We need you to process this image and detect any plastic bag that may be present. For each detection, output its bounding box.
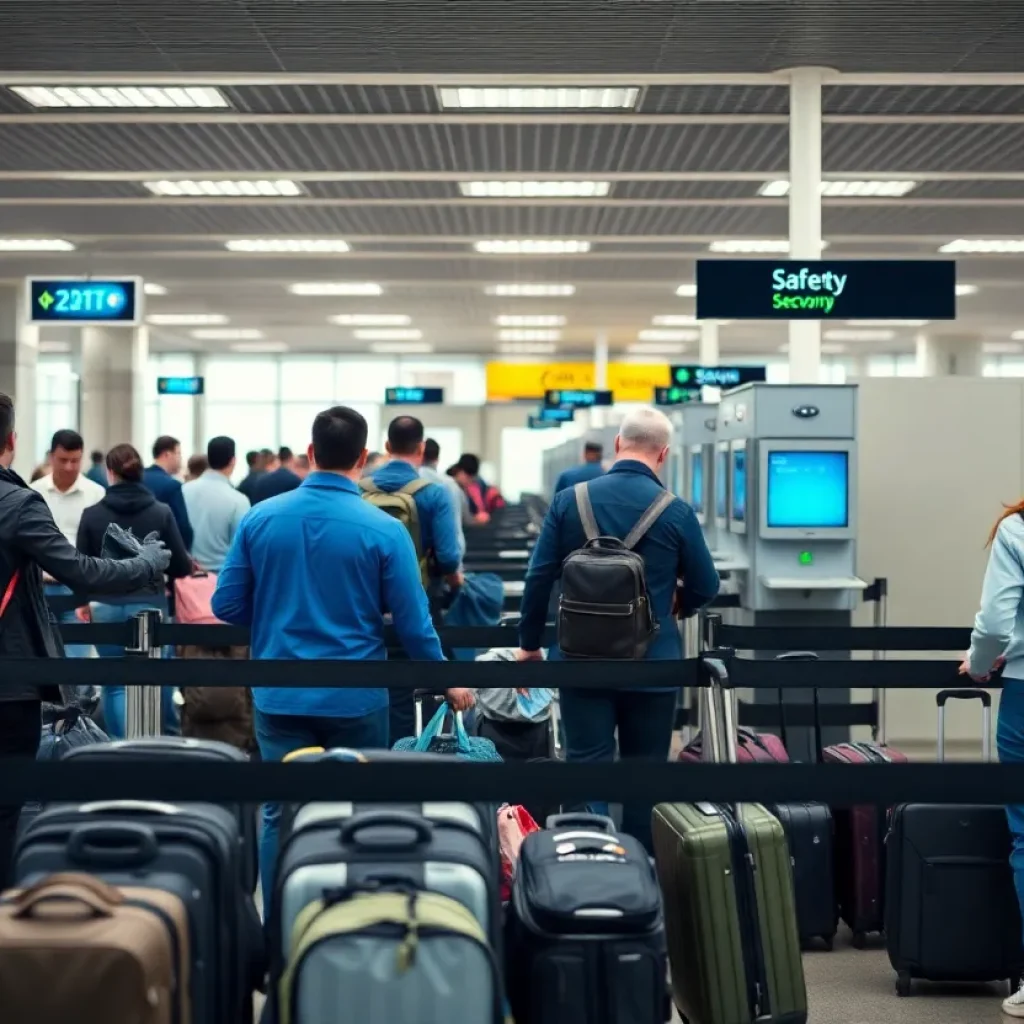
[498,803,541,901]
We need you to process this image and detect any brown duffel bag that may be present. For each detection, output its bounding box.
[178,644,256,754]
[0,872,192,1024]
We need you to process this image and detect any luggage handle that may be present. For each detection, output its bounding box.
[11,873,124,920]
[67,823,160,868]
[545,812,616,833]
[774,651,823,763]
[340,811,434,849]
[936,688,993,762]
[79,800,181,816]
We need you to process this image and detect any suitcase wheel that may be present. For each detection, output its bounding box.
[822,935,834,952]
[851,931,867,950]
[895,973,913,997]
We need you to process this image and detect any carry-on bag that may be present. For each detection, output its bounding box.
[394,700,503,762]
[0,872,192,1024]
[14,800,263,1024]
[505,811,670,1024]
[885,688,1024,996]
[278,888,504,1024]
[652,658,807,1024]
[679,725,789,764]
[61,735,258,894]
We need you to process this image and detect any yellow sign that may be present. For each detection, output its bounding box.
[486,362,671,403]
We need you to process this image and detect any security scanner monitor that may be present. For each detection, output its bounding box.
[759,441,854,540]
[689,444,706,524]
[714,441,729,531]
[729,439,747,535]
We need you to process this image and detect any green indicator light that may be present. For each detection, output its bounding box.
[798,551,814,566]
[38,291,54,310]
[675,368,691,385]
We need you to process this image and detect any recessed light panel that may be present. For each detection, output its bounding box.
[289,282,382,296]
[438,87,639,109]
[0,238,74,251]
[460,181,611,198]
[10,85,229,108]
[498,329,562,342]
[486,283,576,297]
[329,314,411,326]
[475,240,591,255]
[147,313,228,326]
[227,239,350,253]
[146,179,303,198]
[494,315,566,327]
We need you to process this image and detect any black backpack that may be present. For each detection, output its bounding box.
[557,481,676,660]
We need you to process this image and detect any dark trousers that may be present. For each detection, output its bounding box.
[559,687,678,854]
[477,716,558,826]
[0,700,41,887]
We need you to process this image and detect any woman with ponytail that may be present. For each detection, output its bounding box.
[963,498,1024,1016]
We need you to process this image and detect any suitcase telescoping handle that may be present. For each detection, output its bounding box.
[774,651,823,763]
[340,811,434,849]
[546,812,616,833]
[936,688,993,762]
[67,822,160,868]
[700,655,737,766]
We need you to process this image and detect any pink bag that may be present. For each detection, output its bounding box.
[173,572,221,626]
[498,804,540,901]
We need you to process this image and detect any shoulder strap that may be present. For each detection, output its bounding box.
[0,568,20,619]
[574,482,600,542]
[358,479,379,494]
[623,490,676,550]
[400,478,432,497]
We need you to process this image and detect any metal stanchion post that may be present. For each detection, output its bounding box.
[124,608,163,739]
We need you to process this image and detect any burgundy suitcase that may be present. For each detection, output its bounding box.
[823,740,908,947]
[680,725,789,764]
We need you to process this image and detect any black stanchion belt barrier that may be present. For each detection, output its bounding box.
[3,760,1024,807]
[715,623,971,652]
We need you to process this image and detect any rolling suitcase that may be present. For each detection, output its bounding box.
[505,812,669,1024]
[14,800,263,1024]
[885,688,1024,996]
[652,660,807,1024]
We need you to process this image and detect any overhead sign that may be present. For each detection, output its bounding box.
[157,376,204,396]
[385,387,444,405]
[27,277,142,325]
[654,386,701,406]
[544,389,613,409]
[528,416,562,430]
[670,365,768,389]
[539,406,575,422]
[695,260,957,321]
[486,362,671,402]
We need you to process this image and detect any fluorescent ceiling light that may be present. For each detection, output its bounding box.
[438,87,639,110]
[475,239,591,255]
[627,343,689,355]
[368,342,434,354]
[460,180,611,198]
[759,179,917,198]
[354,329,424,342]
[38,341,70,354]
[9,85,229,108]
[147,313,228,326]
[846,320,929,327]
[494,314,566,327]
[143,282,167,296]
[486,283,576,297]
[823,329,896,342]
[0,238,74,251]
[230,341,289,354]
[499,342,558,355]
[956,283,979,297]
[652,315,697,326]
[145,179,303,198]
[329,314,412,327]
[637,329,701,342]
[986,342,1024,354]
[226,239,350,253]
[940,239,1024,253]
[191,328,264,341]
[1011,331,1024,342]
[289,282,382,296]
[675,284,698,298]
[709,239,828,253]
[499,329,562,342]
[779,342,848,355]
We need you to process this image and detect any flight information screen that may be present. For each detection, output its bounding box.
[28,278,140,324]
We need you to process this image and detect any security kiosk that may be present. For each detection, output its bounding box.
[676,402,721,553]
[713,383,864,757]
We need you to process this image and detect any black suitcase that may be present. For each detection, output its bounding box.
[14,800,264,1024]
[505,812,670,1024]
[885,689,1024,996]
[61,735,258,893]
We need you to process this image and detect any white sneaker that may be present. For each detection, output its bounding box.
[1003,981,1024,1018]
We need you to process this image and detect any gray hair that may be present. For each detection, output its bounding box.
[617,407,673,453]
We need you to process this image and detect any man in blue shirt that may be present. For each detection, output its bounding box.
[213,405,471,898]
[143,435,193,550]
[251,446,303,505]
[517,406,719,852]
[367,415,464,744]
[553,441,605,494]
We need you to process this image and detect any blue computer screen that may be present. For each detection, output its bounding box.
[715,450,728,518]
[731,448,746,522]
[690,451,703,513]
[766,450,849,529]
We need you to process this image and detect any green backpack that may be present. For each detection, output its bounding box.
[359,477,432,587]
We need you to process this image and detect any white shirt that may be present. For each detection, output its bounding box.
[30,472,105,545]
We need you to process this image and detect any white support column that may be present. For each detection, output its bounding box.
[79,325,148,454]
[0,284,38,477]
[916,334,983,377]
[699,320,721,402]
[788,67,825,384]
[592,331,609,428]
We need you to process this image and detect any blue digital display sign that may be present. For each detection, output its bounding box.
[654,386,701,406]
[539,406,575,423]
[385,387,444,405]
[158,377,204,396]
[670,365,767,389]
[544,389,613,409]
[528,416,561,430]
[27,277,140,324]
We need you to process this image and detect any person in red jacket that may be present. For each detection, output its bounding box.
[451,454,505,523]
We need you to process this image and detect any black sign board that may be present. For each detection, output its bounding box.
[654,386,701,406]
[544,388,613,409]
[669,366,767,389]
[538,406,575,422]
[695,259,957,321]
[385,387,444,405]
[28,277,140,324]
[528,416,561,430]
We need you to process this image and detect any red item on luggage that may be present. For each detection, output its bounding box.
[0,569,20,619]
[174,571,221,625]
[498,804,541,902]
[679,726,789,764]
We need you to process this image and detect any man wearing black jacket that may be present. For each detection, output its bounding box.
[0,393,171,885]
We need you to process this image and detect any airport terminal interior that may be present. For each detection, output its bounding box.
[4,3,1024,1023]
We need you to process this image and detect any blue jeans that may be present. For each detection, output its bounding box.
[92,600,180,739]
[45,583,91,659]
[560,687,679,854]
[998,678,1024,946]
[254,705,390,911]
